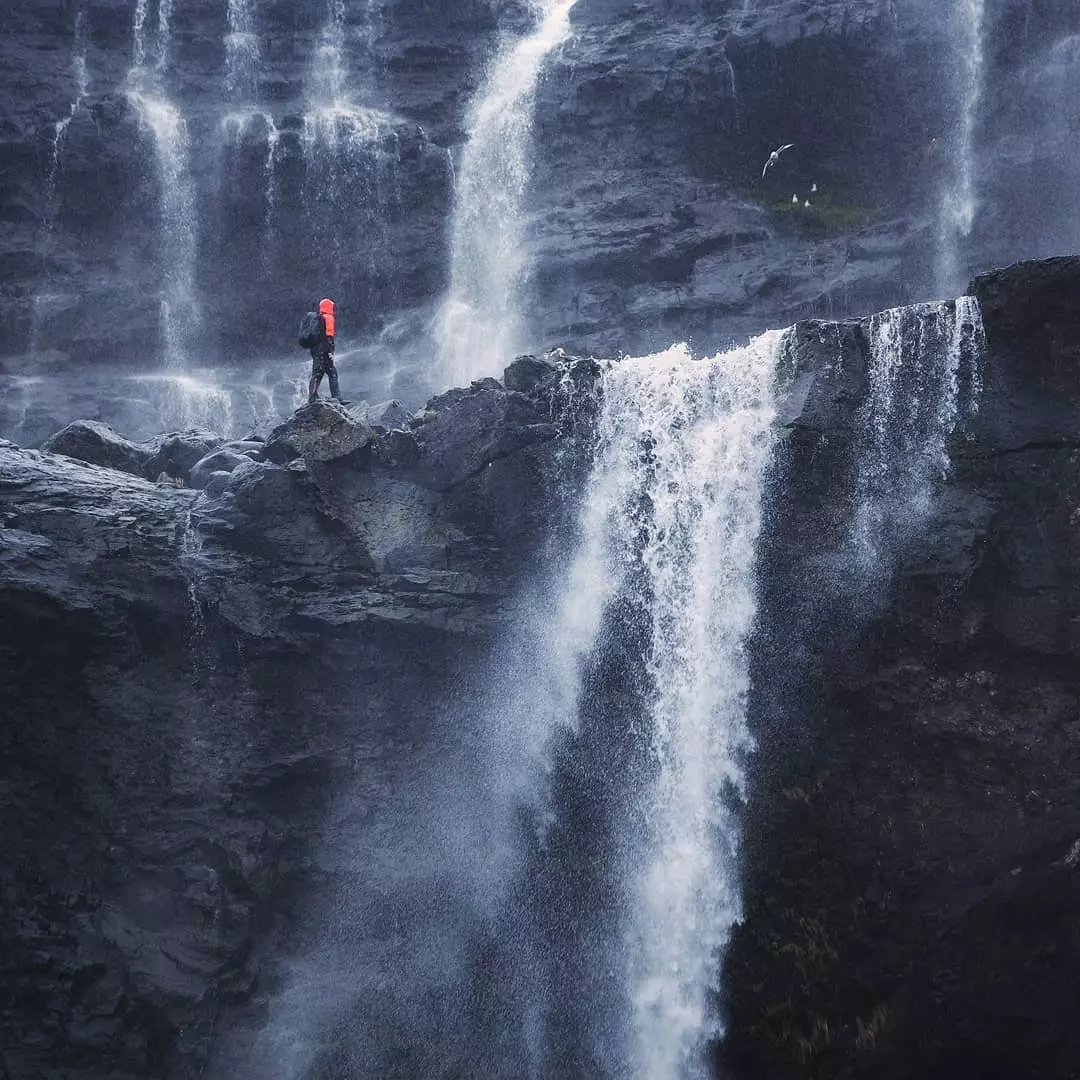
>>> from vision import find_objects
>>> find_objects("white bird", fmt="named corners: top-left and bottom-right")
top-left (804, 199), bottom-right (811, 208)
top-left (792, 193), bottom-right (799, 204)
top-left (811, 182), bottom-right (818, 193)
top-left (761, 142), bottom-right (794, 178)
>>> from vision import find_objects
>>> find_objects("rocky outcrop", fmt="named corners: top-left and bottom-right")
top-left (0, 360), bottom-right (584, 1079)
top-left (720, 257), bottom-right (1080, 1080)
top-left (3, 257), bottom-right (1080, 1079)
top-left (40, 418), bottom-right (154, 475)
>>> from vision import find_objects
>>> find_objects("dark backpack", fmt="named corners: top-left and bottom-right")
top-left (297, 310), bottom-right (321, 349)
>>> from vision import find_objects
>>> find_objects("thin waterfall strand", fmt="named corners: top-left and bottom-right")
top-left (435, 0), bottom-right (579, 390)
top-left (127, 0), bottom-right (200, 373)
top-left (938, 0), bottom-right (985, 294)
top-left (44, 12), bottom-right (90, 233)
top-left (851, 297), bottom-right (984, 575)
top-left (226, 0), bottom-right (261, 103)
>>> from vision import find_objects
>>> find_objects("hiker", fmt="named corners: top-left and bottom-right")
top-left (300, 298), bottom-right (339, 404)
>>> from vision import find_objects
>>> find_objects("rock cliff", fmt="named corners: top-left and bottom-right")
top-left (2, 256), bottom-right (1080, 1078)
top-left (3, 0), bottom-right (1080, 438)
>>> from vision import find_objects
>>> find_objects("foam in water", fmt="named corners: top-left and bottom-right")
top-left (938, 0), bottom-right (985, 294)
top-left (434, 0), bottom-right (579, 390)
top-left (850, 296), bottom-right (984, 578)
top-left (578, 335), bottom-right (783, 1078)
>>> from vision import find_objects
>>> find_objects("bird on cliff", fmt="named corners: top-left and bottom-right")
top-left (792, 193), bottom-right (799, 204)
top-left (761, 142), bottom-right (794, 178)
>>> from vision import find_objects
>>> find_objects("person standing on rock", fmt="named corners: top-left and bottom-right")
top-left (307, 298), bottom-right (340, 405)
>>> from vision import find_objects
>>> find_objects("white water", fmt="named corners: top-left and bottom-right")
top-left (851, 296), bottom-right (984, 576)
top-left (550, 335), bottom-right (783, 1075)
top-left (226, 0), bottom-right (261, 103)
top-left (43, 12), bottom-right (90, 240)
top-left (156, 0), bottom-right (175, 72)
top-left (127, 0), bottom-right (199, 370)
top-left (938, 0), bottom-right (986, 294)
top-left (434, 0), bottom-right (579, 389)
top-left (304, 0), bottom-right (386, 146)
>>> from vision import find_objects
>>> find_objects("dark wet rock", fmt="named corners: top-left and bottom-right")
top-left (369, 399), bottom-right (411, 429)
top-left (372, 427), bottom-right (422, 471)
top-left (503, 354), bottom-right (559, 393)
top-left (40, 419), bottom-right (152, 476)
top-left (720, 257), bottom-right (1080, 1080)
top-left (4, 260), bottom-right (1080, 1080)
top-left (144, 429), bottom-right (225, 482)
top-left (263, 401), bottom-right (376, 465)
top-left (222, 439), bottom-right (266, 460)
top-left (410, 383), bottom-right (560, 490)
top-left (188, 448), bottom-right (250, 490)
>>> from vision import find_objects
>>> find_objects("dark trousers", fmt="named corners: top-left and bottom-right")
top-left (308, 350), bottom-right (339, 403)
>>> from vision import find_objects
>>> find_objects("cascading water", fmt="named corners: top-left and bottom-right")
top-left (573, 335), bottom-right (783, 1078)
top-left (126, 0), bottom-right (200, 374)
top-left (434, 0), bottom-right (579, 390)
top-left (33, 9), bottom-right (91, 359)
top-left (44, 11), bottom-right (90, 222)
top-left (850, 296), bottom-right (984, 579)
top-left (938, 0), bottom-right (986, 295)
top-left (225, 0), bottom-right (260, 103)
top-left (302, 0), bottom-right (392, 272)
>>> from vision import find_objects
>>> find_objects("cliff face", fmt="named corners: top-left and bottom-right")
top-left (724, 255), bottom-right (1080, 1079)
top-left (3, 0), bottom-right (1080, 441)
top-left (2, 256), bottom-right (1080, 1079)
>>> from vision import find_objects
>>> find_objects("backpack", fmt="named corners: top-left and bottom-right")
top-left (297, 310), bottom-right (321, 349)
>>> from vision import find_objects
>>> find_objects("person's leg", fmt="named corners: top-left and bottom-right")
top-left (308, 356), bottom-right (324, 403)
top-left (326, 357), bottom-right (340, 400)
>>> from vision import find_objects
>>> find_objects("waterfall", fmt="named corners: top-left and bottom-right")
top-left (434, 0), bottom-right (579, 390)
top-left (42, 11), bottom-right (90, 248)
top-left (850, 296), bottom-right (984, 577)
top-left (302, 0), bottom-right (391, 272)
top-left (127, 0), bottom-right (200, 371)
top-left (225, 0), bottom-right (260, 103)
top-left (304, 0), bottom-right (383, 144)
top-left (938, 0), bottom-right (985, 294)
top-left (156, 0), bottom-right (175, 72)
top-left (581, 335), bottom-right (782, 1078)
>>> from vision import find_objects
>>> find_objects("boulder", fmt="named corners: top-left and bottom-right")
top-left (503, 355), bottom-right (559, 393)
top-left (223, 440), bottom-right (267, 460)
top-left (40, 420), bottom-right (151, 476)
top-left (413, 385), bottom-right (559, 490)
top-left (263, 401), bottom-right (375, 465)
top-left (144, 429), bottom-right (224, 481)
top-left (368, 400), bottom-right (411, 429)
top-left (188, 449), bottom-right (251, 490)
top-left (0, 438), bottom-right (17, 450)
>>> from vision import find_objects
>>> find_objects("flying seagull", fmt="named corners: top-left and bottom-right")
top-left (761, 142), bottom-right (794, 178)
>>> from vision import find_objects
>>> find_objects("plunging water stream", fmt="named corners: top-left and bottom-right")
top-left (435, 0), bottom-right (580, 389)
top-left (126, 0), bottom-right (200, 372)
top-left (938, 0), bottom-right (986, 294)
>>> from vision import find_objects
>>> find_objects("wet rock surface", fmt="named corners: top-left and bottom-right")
top-left (721, 256), bottom-right (1080, 1080)
top-left (2, 0), bottom-right (1079, 412)
top-left (2, 258), bottom-right (1080, 1079)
